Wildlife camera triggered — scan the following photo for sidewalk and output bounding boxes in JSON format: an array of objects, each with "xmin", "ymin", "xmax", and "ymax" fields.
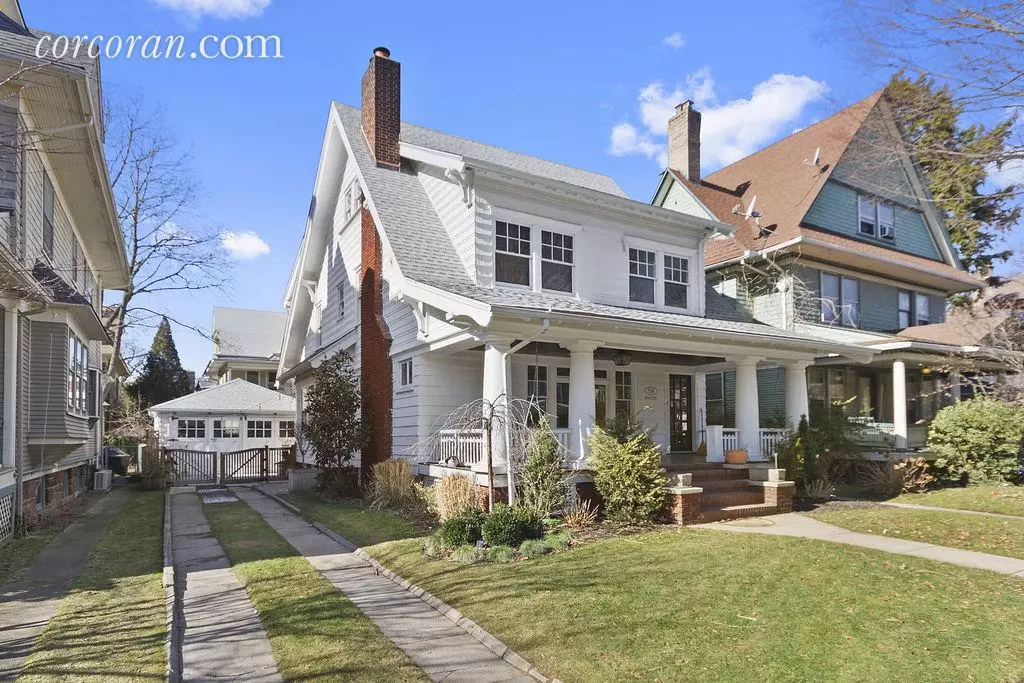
[
  {"xmin": 698, "ymin": 512, "xmax": 1024, "ymax": 577},
  {"xmin": 879, "ymin": 500, "xmax": 1024, "ymax": 521},
  {"xmin": 234, "ymin": 487, "xmax": 535, "ymax": 683},
  {"xmin": 170, "ymin": 488, "xmax": 281, "ymax": 682},
  {"xmin": 0, "ymin": 488, "xmax": 127, "ymax": 681}
]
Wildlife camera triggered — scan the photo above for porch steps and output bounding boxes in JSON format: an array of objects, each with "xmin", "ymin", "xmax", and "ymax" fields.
[
  {"xmin": 692, "ymin": 478, "xmax": 749, "ymax": 493},
  {"xmin": 701, "ymin": 490, "xmax": 765, "ymax": 508},
  {"xmin": 701, "ymin": 503, "xmax": 777, "ymax": 523}
]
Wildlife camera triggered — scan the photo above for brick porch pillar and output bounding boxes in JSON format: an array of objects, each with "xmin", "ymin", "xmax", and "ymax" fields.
[{"xmin": 666, "ymin": 486, "xmax": 704, "ymax": 525}]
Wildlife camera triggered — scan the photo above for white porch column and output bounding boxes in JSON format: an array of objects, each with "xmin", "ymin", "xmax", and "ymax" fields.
[
  {"xmin": 784, "ymin": 360, "xmax": 811, "ymax": 429},
  {"xmin": 480, "ymin": 340, "xmax": 512, "ymax": 472},
  {"xmin": 893, "ymin": 359, "xmax": 908, "ymax": 450},
  {"xmin": 734, "ymin": 358, "xmax": 763, "ymax": 460},
  {"xmin": 567, "ymin": 341, "xmax": 598, "ymax": 463},
  {"xmin": 949, "ymin": 372, "xmax": 962, "ymax": 404}
]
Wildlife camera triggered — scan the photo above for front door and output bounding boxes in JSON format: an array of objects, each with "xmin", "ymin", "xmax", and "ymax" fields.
[{"xmin": 668, "ymin": 374, "xmax": 693, "ymax": 452}]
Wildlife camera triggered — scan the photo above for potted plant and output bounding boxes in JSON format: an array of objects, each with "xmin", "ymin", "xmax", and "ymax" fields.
[
  {"xmin": 725, "ymin": 448, "xmax": 748, "ymax": 464},
  {"xmin": 141, "ymin": 457, "xmax": 174, "ymax": 490}
]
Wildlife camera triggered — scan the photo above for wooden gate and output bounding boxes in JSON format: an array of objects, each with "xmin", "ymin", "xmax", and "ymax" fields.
[
  {"xmin": 166, "ymin": 449, "xmax": 218, "ymax": 485},
  {"xmin": 220, "ymin": 446, "xmax": 295, "ymax": 484}
]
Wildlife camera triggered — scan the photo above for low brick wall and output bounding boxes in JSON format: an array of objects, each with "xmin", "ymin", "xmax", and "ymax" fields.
[
  {"xmin": 21, "ymin": 465, "xmax": 92, "ymax": 529},
  {"xmin": 666, "ymin": 487, "xmax": 704, "ymax": 525},
  {"xmin": 762, "ymin": 483, "xmax": 794, "ymax": 513}
]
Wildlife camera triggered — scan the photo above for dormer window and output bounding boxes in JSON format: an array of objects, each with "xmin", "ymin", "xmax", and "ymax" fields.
[
  {"xmin": 663, "ymin": 255, "xmax": 689, "ymax": 309},
  {"xmin": 495, "ymin": 221, "xmax": 531, "ymax": 287},
  {"xmin": 628, "ymin": 248, "xmax": 656, "ymax": 304},
  {"xmin": 858, "ymin": 195, "xmax": 895, "ymax": 241},
  {"xmin": 540, "ymin": 230, "xmax": 573, "ymax": 292}
]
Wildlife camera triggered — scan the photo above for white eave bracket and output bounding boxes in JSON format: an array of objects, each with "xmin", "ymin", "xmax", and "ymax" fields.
[{"xmin": 445, "ymin": 167, "xmax": 475, "ymax": 207}]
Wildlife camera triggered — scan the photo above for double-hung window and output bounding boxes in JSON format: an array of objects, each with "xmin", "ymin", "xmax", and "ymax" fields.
[
  {"xmin": 820, "ymin": 272, "xmax": 859, "ymax": 327},
  {"xmin": 280, "ymin": 421, "xmax": 295, "ymax": 438},
  {"xmin": 246, "ymin": 370, "xmax": 260, "ymax": 384},
  {"xmin": 247, "ymin": 420, "xmax": 272, "ymax": 438},
  {"xmin": 614, "ymin": 371, "xmax": 632, "ymax": 418},
  {"xmin": 555, "ymin": 367, "xmax": 569, "ymax": 430},
  {"xmin": 67, "ymin": 331, "xmax": 88, "ymax": 414},
  {"xmin": 663, "ymin": 255, "xmax": 689, "ymax": 309},
  {"xmin": 43, "ymin": 171, "xmax": 54, "ymax": 259},
  {"xmin": 898, "ymin": 290, "xmax": 932, "ymax": 328},
  {"xmin": 898, "ymin": 290, "xmax": 913, "ymax": 328},
  {"xmin": 398, "ymin": 359, "xmax": 413, "ymax": 388},
  {"xmin": 540, "ymin": 230, "xmax": 573, "ymax": 292},
  {"xmin": 628, "ymin": 248, "xmax": 656, "ymax": 304},
  {"xmin": 495, "ymin": 221, "xmax": 531, "ymax": 286},
  {"xmin": 526, "ymin": 365, "xmax": 548, "ymax": 413},
  {"xmin": 213, "ymin": 419, "xmax": 240, "ymax": 438},
  {"xmin": 177, "ymin": 419, "xmax": 205, "ymax": 438},
  {"xmin": 915, "ymin": 293, "xmax": 930, "ymax": 325},
  {"xmin": 858, "ymin": 194, "xmax": 896, "ymax": 240}
]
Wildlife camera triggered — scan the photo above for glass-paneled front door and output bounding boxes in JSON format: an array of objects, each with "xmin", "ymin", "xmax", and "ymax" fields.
[{"xmin": 669, "ymin": 374, "xmax": 693, "ymax": 452}]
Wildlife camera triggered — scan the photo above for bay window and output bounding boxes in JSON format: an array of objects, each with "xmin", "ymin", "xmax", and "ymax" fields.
[{"xmin": 67, "ymin": 331, "xmax": 88, "ymax": 414}]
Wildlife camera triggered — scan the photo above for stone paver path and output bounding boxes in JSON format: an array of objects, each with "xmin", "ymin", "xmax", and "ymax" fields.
[
  {"xmin": 171, "ymin": 488, "xmax": 281, "ymax": 682},
  {"xmin": 0, "ymin": 489, "xmax": 128, "ymax": 681},
  {"xmin": 234, "ymin": 487, "xmax": 534, "ymax": 682},
  {"xmin": 698, "ymin": 512, "xmax": 1024, "ymax": 577}
]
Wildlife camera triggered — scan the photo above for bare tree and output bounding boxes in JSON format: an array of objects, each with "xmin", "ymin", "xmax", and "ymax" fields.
[{"xmin": 102, "ymin": 98, "xmax": 232, "ymax": 378}]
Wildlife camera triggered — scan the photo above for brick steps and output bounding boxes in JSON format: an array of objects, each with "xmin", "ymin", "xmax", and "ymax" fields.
[
  {"xmin": 701, "ymin": 503, "xmax": 777, "ymax": 523},
  {"xmin": 683, "ymin": 468, "xmax": 749, "ymax": 480},
  {"xmin": 692, "ymin": 478, "xmax": 749, "ymax": 493},
  {"xmin": 701, "ymin": 490, "xmax": 765, "ymax": 508}
]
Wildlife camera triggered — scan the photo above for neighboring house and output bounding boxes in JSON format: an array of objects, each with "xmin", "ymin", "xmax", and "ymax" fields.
[
  {"xmin": 204, "ymin": 306, "xmax": 287, "ymax": 390},
  {"xmin": 277, "ymin": 47, "xmax": 871, "ymax": 510},
  {"xmin": 0, "ymin": 0, "xmax": 130, "ymax": 542},
  {"xmin": 148, "ymin": 379, "xmax": 296, "ymax": 452},
  {"xmin": 652, "ymin": 93, "xmax": 1005, "ymax": 452}
]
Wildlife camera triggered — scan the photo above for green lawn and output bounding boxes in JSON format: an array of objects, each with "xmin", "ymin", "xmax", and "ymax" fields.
[
  {"xmin": 0, "ymin": 495, "xmax": 95, "ymax": 585},
  {"xmin": 812, "ymin": 506, "xmax": 1024, "ymax": 559},
  {"xmin": 367, "ymin": 529, "xmax": 1024, "ymax": 682},
  {"xmin": 19, "ymin": 488, "xmax": 167, "ymax": 682},
  {"xmin": 891, "ymin": 485, "xmax": 1024, "ymax": 517},
  {"xmin": 285, "ymin": 493, "xmax": 429, "ymax": 546},
  {"xmin": 204, "ymin": 501, "xmax": 424, "ymax": 682}
]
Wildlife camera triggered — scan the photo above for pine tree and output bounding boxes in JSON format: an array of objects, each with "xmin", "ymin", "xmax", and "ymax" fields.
[
  {"xmin": 129, "ymin": 317, "xmax": 193, "ymax": 408},
  {"xmin": 886, "ymin": 74, "xmax": 1021, "ymax": 275}
]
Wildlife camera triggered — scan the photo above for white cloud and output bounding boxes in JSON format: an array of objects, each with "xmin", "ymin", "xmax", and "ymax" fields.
[
  {"xmin": 988, "ymin": 157, "xmax": 1024, "ymax": 188},
  {"xmin": 663, "ymin": 32, "xmax": 685, "ymax": 49},
  {"xmin": 221, "ymin": 231, "xmax": 270, "ymax": 259},
  {"xmin": 609, "ymin": 69, "xmax": 829, "ymax": 171},
  {"xmin": 150, "ymin": 0, "xmax": 271, "ymax": 19}
]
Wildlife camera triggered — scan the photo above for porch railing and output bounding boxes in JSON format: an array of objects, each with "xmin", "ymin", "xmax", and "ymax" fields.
[
  {"xmin": 759, "ymin": 428, "xmax": 789, "ymax": 458},
  {"xmin": 435, "ymin": 429, "xmax": 485, "ymax": 466},
  {"xmin": 706, "ymin": 426, "xmax": 787, "ymax": 461},
  {"xmin": 852, "ymin": 421, "xmax": 928, "ymax": 450},
  {"xmin": 722, "ymin": 428, "xmax": 739, "ymax": 453},
  {"xmin": 552, "ymin": 428, "xmax": 571, "ymax": 453}
]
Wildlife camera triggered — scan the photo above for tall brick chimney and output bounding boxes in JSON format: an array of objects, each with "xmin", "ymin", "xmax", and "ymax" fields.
[
  {"xmin": 668, "ymin": 100, "xmax": 701, "ymax": 181},
  {"xmin": 361, "ymin": 46, "xmax": 401, "ymax": 169}
]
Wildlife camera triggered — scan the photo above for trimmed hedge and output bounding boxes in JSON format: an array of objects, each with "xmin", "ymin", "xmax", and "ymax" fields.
[
  {"xmin": 436, "ymin": 507, "xmax": 486, "ymax": 548},
  {"xmin": 481, "ymin": 504, "xmax": 544, "ymax": 547},
  {"xmin": 928, "ymin": 398, "xmax": 1024, "ymax": 484}
]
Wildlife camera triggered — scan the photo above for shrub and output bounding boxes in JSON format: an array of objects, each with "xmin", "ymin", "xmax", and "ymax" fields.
[
  {"xmin": 928, "ymin": 398, "xmax": 1024, "ymax": 483},
  {"xmin": 563, "ymin": 498, "xmax": 597, "ymax": 529},
  {"xmin": 422, "ymin": 535, "xmax": 443, "ymax": 558},
  {"xmin": 589, "ymin": 427, "xmax": 667, "ymax": 523},
  {"xmin": 487, "ymin": 545, "xmax": 517, "ymax": 563},
  {"xmin": 517, "ymin": 420, "xmax": 568, "ymax": 517},
  {"xmin": 895, "ymin": 457, "xmax": 936, "ymax": 493},
  {"xmin": 481, "ymin": 503, "xmax": 544, "ymax": 547},
  {"xmin": 434, "ymin": 475, "xmax": 477, "ymax": 521},
  {"xmin": 518, "ymin": 539, "xmax": 551, "ymax": 558},
  {"xmin": 544, "ymin": 531, "xmax": 572, "ymax": 550},
  {"xmin": 453, "ymin": 544, "xmax": 485, "ymax": 564},
  {"xmin": 436, "ymin": 507, "xmax": 486, "ymax": 548},
  {"xmin": 803, "ymin": 478, "xmax": 835, "ymax": 502},
  {"xmin": 368, "ymin": 460, "xmax": 419, "ymax": 511},
  {"xmin": 858, "ymin": 457, "xmax": 936, "ymax": 497}
]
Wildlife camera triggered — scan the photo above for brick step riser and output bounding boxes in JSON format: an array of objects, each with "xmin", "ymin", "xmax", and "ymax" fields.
[
  {"xmin": 683, "ymin": 470, "xmax": 750, "ymax": 480},
  {"xmin": 701, "ymin": 492, "xmax": 765, "ymax": 508},
  {"xmin": 701, "ymin": 504, "xmax": 777, "ymax": 523},
  {"xmin": 693, "ymin": 479, "xmax": 750, "ymax": 493}
]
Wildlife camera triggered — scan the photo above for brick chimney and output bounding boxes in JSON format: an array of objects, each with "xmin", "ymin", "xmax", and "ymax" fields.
[
  {"xmin": 361, "ymin": 46, "xmax": 401, "ymax": 169},
  {"xmin": 668, "ymin": 100, "xmax": 701, "ymax": 181}
]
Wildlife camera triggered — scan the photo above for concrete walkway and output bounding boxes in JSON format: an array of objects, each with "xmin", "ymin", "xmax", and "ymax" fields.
[
  {"xmin": 234, "ymin": 487, "xmax": 534, "ymax": 683},
  {"xmin": 0, "ymin": 488, "xmax": 128, "ymax": 681},
  {"xmin": 171, "ymin": 488, "xmax": 281, "ymax": 682},
  {"xmin": 698, "ymin": 512, "xmax": 1024, "ymax": 578}
]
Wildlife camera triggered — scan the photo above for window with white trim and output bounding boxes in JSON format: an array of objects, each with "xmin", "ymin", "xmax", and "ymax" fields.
[
  {"xmin": 495, "ymin": 221, "xmax": 531, "ymax": 286},
  {"xmin": 821, "ymin": 272, "xmax": 859, "ymax": 327},
  {"xmin": 915, "ymin": 293, "xmax": 930, "ymax": 325},
  {"xmin": 247, "ymin": 420, "xmax": 272, "ymax": 438},
  {"xmin": 540, "ymin": 230, "xmax": 573, "ymax": 292},
  {"xmin": 177, "ymin": 419, "xmax": 205, "ymax": 438},
  {"xmin": 343, "ymin": 181, "xmax": 361, "ymax": 222},
  {"xmin": 399, "ymin": 359, "xmax": 414, "ymax": 388},
  {"xmin": 246, "ymin": 370, "xmax": 260, "ymax": 384},
  {"xmin": 858, "ymin": 194, "xmax": 896, "ymax": 240},
  {"xmin": 898, "ymin": 289, "xmax": 932, "ymax": 328},
  {"xmin": 280, "ymin": 421, "xmax": 295, "ymax": 438},
  {"xmin": 898, "ymin": 290, "xmax": 913, "ymax": 329},
  {"xmin": 628, "ymin": 248, "xmax": 656, "ymax": 304},
  {"xmin": 67, "ymin": 331, "xmax": 88, "ymax": 414},
  {"xmin": 213, "ymin": 419, "xmax": 240, "ymax": 438},
  {"xmin": 614, "ymin": 371, "xmax": 632, "ymax": 417},
  {"xmin": 555, "ymin": 367, "xmax": 569, "ymax": 430},
  {"xmin": 337, "ymin": 282, "xmax": 345, "ymax": 317},
  {"xmin": 526, "ymin": 365, "xmax": 548, "ymax": 413},
  {"xmin": 663, "ymin": 255, "xmax": 689, "ymax": 309}
]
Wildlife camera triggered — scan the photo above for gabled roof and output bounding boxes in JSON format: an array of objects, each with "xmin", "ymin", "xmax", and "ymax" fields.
[{"xmin": 148, "ymin": 379, "xmax": 295, "ymax": 415}]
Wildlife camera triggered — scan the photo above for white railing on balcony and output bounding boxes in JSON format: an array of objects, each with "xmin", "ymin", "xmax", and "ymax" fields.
[
  {"xmin": 552, "ymin": 428, "xmax": 571, "ymax": 453},
  {"xmin": 759, "ymin": 428, "xmax": 789, "ymax": 458},
  {"xmin": 435, "ymin": 429, "xmax": 485, "ymax": 466},
  {"xmin": 722, "ymin": 428, "xmax": 739, "ymax": 453},
  {"xmin": 851, "ymin": 421, "xmax": 929, "ymax": 450}
]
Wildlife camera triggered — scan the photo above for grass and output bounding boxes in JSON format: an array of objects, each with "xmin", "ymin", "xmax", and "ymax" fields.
[
  {"xmin": 0, "ymin": 494, "xmax": 95, "ymax": 585},
  {"xmin": 19, "ymin": 488, "xmax": 167, "ymax": 682},
  {"xmin": 368, "ymin": 529, "xmax": 1024, "ymax": 682},
  {"xmin": 812, "ymin": 506, "xmax": 1024, "ymax": 559},
  {"xmin": 285, "ymin": 493, "xmax": 429, "ymax": 547},
  {"xmin": 204, "ymin": 500, "xmax": 424, "ymax": 682},
  {"xmin": 890, "ymin": 485, "xmax": 1024, "ymax": 517}
]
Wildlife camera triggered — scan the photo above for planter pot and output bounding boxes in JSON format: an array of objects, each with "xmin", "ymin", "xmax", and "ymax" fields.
[{"xmin": 725, "ymin": 449, "xmax": 749, "ymax": 465}]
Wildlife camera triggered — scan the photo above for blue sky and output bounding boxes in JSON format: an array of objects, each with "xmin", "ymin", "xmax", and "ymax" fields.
[{"xmin": 28, "ymin": 0, "xmax": 898, "ymax": 373}]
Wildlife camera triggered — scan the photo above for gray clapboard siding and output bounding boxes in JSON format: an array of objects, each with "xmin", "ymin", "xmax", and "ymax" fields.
[{"xmin": 27, "ymin": 321, "xmax": 89, "ymax": 443}]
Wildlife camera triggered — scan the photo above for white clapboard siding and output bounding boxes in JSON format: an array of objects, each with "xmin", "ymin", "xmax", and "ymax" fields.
[{"xmin": 418, "ymin": 166, "xmax": 475, "ymax": 279}]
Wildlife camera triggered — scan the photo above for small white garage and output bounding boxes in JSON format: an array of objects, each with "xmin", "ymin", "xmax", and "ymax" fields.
[{"xmin": 149, "ymin": 379, "xmax": 298, "ymax": 452}]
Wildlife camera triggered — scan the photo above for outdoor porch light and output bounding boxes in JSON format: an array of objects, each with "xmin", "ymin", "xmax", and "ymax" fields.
[{"xmin": 613, "ymin": 352, "xmax": 632, "ymax": 367}]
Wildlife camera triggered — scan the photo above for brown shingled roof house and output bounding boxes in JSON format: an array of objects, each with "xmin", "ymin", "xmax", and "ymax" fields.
[{"xmin": 651, "ymin": 90, "xmax": 1011, "ymax": 453}]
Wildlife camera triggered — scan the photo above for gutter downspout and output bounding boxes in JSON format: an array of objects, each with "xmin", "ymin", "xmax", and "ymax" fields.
[{"xmin": 501, "ymin": 317, "xmax": 550, "ymax": 505}]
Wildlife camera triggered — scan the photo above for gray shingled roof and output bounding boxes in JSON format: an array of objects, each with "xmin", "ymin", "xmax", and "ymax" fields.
[{"xmin": 148, "ymin": 379, "xmax": 296, "ymax": 414}]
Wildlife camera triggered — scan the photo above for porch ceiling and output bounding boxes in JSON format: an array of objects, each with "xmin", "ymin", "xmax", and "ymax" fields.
[{"xmin": 513, "ymin": 341, "xmax": 724, "ymax": 366}]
